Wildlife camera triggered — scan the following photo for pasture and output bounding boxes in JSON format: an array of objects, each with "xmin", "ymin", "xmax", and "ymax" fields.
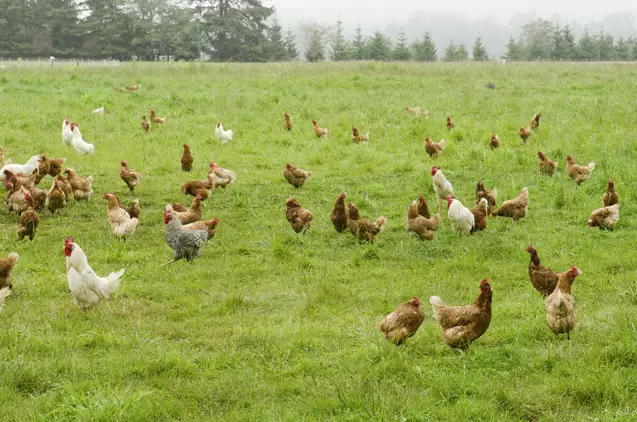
[{"xmin": 1, "ymin": 61, "xmax": 637, "ymax": 421}]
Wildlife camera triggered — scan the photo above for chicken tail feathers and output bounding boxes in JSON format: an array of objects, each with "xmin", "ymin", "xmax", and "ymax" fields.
[
  {"xmin": 429, "ymin": 296, "xmax": 444, "ymax": 315},
  {"xmin": 588, "ymin": 162, "xmax": 596, "ymax": 171},
  {"xmin": 0, "ymin": 287, "xmax": 11, "ymax": 310},
  {"xmin": 375, "ymin": 216, "xmax": 388, "ymax": 232},
  {"xmin": 105, "ymin": 269, "xmax": 125, "ymax": 296}
]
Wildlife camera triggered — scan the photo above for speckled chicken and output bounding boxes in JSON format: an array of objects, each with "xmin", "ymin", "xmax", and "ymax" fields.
[{"xmin": 164, "ymin": 207, "xmax": 209, "ymax": 263}]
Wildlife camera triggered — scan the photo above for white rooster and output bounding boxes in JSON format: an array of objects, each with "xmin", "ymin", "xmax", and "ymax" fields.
[
  {"xmin": 447, "ymin": 195, "xmax": 475, "ymax": 237},
  {"xmin": 215, "ymin": 121, "xmax": 233, "ymax": 145},
  {"xmin": 64, "ymin": 237, "xmax": 125, "ymax": 310},
  {"xmin": 431, "ymin": 166, "xmax": 454, "ymax": 209},
  {"xmin": 70, "ymin": 123, "xmax": 95, "ymax": 155},
  {"xmin": 0, "ymin": 155, "xmax": 41, "ymax": 182},
  {"xmin": 62, "ymin": 117, "xmax": 74, "ymax": 145}
]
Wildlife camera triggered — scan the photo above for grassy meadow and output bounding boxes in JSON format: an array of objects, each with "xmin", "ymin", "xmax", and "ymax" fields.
[{"xmin": 1, "ymin": 61, "xmax": 637, "ymax": 421}]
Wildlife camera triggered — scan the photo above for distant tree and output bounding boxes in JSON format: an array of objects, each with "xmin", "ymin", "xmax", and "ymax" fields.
[
  {"xmin": 615, "ymin": 37, "xmax": 632, "ymax": 61},
  {"xmin": 456, "ymin": 44, "xmax": 469, "ymax": 61},
  {"xmin": 393, "ymin": 29, "xmax": 412, "ymax": 61},
  {"xmin": 367, "ymin": 31, "xmax": 392, "ymax": 61},
  {"xmin": 303, "ymin": 23, "xmax": 329, "ymax": 62},
  {"xmin": 442, "ymin": 39, "xmax": 458, "ymax": 62},
  {"xmin": 553, "ymin": 25, "xmax": 577, "ymax": 61},
  {"xmin": 351, "ymin": 25, "xmax": 366, "ymax": 60},
  {"xmin": 330, "ymin": 19, "xmax": 348, "ymax": 61},
  {"xmin": 412, "ymin": 32, "xmax": 437, "ymax": 61},
  {"xmin": 502, "ymin": 36, "xmax": 525, "ymax": 61},
  {"xmin": 576, "ymin": 29, "xmax": 597, "ymax": 61},
  {"xmin": 285, "ymin": 26, "xmax": 298, "ymax": 60},
  {"xmin": 521, "ymin": 18, "xmax": 556, "ymax": 60},
  {"xmin": 630, "ymin": 37, "xmax": 637, "ymax": 61},
  {"xmin": 471, "ymin": 37, "xmax": 488, "ymax": 61},
  {"xmin": 596, "ymin": 31, "xmax": 615, "ymax": 61},
  {"xmin": 81, "ymin": 0, "xmax": 137, "ymax": 59},
  {"xmin": 265, "ymin": 18, "xmax": 287, "ymax": 61}
]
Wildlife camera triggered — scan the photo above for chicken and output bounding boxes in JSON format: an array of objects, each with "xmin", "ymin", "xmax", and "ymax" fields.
[
  {"xmin": 0, "ymin": 145, "xmax": 4, "ymax": 165},
  {"xmin": 126, "ymin": 84, "xmax": 141, "ymax": 92},
  {"xmin": 603, "ymin": 179, "xmax": 618, "ymax": 207},
  {"xmin": 526, "ymin": 245, "xmax": 559, "ymax": 298},
  {"xmin": 404, "ymin": 106, "xmax": 428, "ymax": 118},
  {"xmin": 430, "ymin": 278, "xmax": 493, "ymax": 350},
  {"xmin": 183, "ymin": 218, "xmax": 219, "ymax": 240},
  {"xmin": 7, "ymin": 185, "xmax": 29, "ymax": 215},
  {"xmin": 0, "ymin": 287, "xmax": 10, "ymax": 311},
  {"xmin": 587, "ymin": 204, "xmax": 619, "ymax": 230},
  {"xmin": 417, "ymin": 193, "xmax": 431, "ymax": 219},
  {"xmin": 283, "ymin": 164, "xmax": 311, "ymax": 188},
  {"xmin": 180, "ymin": 176, "xmax": 211, "ymax": 201},
  {"xmin": 352, "ymin": 126, "xmax": 369, "ymax": 143},
  {"xmin": 142, "ymin": 114, "xmax": 150, "ymax": 132},
  {"xmin": 64, "ymin": 237, "xmax": 125, "ymax": 310},
  {"xmin": 4, "ymin": 171, "xmax": 36, "ymax": 190},
  {"xmin": 537, "ymin": 151, "xmax": 558, "ymax": 176},
  {"xmin": 425, "ymin": 137, "xmax": 445, "ymax": 158},
  {"xmin": 164, "ymin": 208, "xmax": 209, "ymax": 263},
  {"xmin": 181, "ymin": 144, "xmax": 193, "ymax": 172},
  {"xmin": 566, "ymin": 155, "xmax": 595, "ymax": 185},
  {"xmin": 519, "ymin": 126, "xmax": 531, "ymax": 142},
  {"xmin": 125, "ymin": 199, "xmax": 141, "ymax": 220},
  {"xmin": 489, "ymin": 133, "xmax": 501, "ymax": 149},
  {"xmin": 312, "ymin": 120, "xmax": 328, "ymax": 139},
  {"xmin": 215, "ymin": 121, "xmax": 233, "ymax": 145},
  {"xmin": 39, "ymin": 154, "xmax": 66, "ymax": 177},
  {"xmin": 47, "ymin": 180, "xmax": 66, "ymax": 215},
  {"xmin": 208, "ymin": 162, "xmax": 236, "ymax": 190},
  {"xmin": 0, "ymin": 252, "xmax": 19, "ymax": 292},
  {"xmin": 18, "ymin": 191, "xmax": 39, "ymax": 241},
  {"xmin": 330, "ymin": 192, "xmax": 348, "ymax": 233},
  {"xmin": 284, "ymin": 112, "xmax": 292, "ymax": 130},
  {"xmin": 285, "ymin": 198, "xmax": 313, "ymax": 233},
  {"xmin": 529, "ymin": 112, "xmax": 541, "ymax": 131},
  {"xmin": 70, "ymin": 123, "xmax": 95, "ymax": 155},
  {"xmin": 112, "ymin": 84, "xmax": 125, "ymax": 93},
  {"xmin": 379, "ymin": 297, "xmax": 425, "ymax": 344},
  {"xmin": 446, "ymin": 116, "xmax": 455, "ymax": 130},
  {"xmin": 171, "ymin": 194, "xmax": 202, "ymax": 225},
  {"xmin": 431, "ymin": 166, "xmax": 454, "ymax": 208},
  {"xmin": 104, "ymin": 193, "xmax": 139, "ymax": 238},
  {"xmin": 546, "ymin": 266, "xmax": 580, "ymax": 339},
  {"xmin": 56, "ymin": 174, "xmax": 73, "ymax": 201},
  {"xmin": 446, "ymin": 195, "xmax": 475, "ymax": 237},
  {"xmin": 470, "ymin": 198, "xmax": 488, "ymax": 233},
  {"xmin": 407, "ymin": 200, "xmax": 440, "ymax": 240},
  {"xmin": 475, "ymin": 180, "xmax": 497, "ymax": 214},
  {"xmin": 92, "ymin": 107, "xmax": 105, "ymax": 115},
  {"xmin": 346, "ymin": 201, "xmax": 387, "ymax": 243},
  {"xmin": 0, "ymin": 155, "xmax": 40, "ymax": 182},
  {"xmin": 64, "ymin": 168, "xmax": 93, "ymax": 200},
  {"xmin": 492, "ymin": 187, "xmax": 528, "ymax": 221},
  {"xmin": 62, "ymin": 117, "xmax": 73, "ymax": 145},
  {"xmin": 120, "ymin": 160, "xmax": 142, "ymax": 193},
  {"xmin": 27, "ymin": 185, "xmax": 47, "ymax": 212},
  {"xmin": 150, "ymin": 108, "xmax": 166, "ymax": 124}
]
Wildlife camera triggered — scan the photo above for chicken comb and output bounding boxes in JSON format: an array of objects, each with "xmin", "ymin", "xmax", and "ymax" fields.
[
  {"xmin": 64, "ymin": 236, "xmax": 74, "ymax": 245},
  {"xmin": 480, "ymin": 278, "xmax": 489, "ymax": 286}
]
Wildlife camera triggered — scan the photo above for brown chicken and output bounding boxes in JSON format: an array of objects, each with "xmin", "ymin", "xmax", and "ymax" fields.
[
  {"xmin": 407, "ymin": 200, "xmax": 440, "ymax": 240},
  {"xmin": 7, "ymin": 185, "xmax": 28, "ymax": 215},
  {"xmin": 475, "ymin": 180, "xmax": 497, "ymax": 214},
  {"xmin": 120, "ymin": 160, "xmax": 142, "ymax": 193},
  {"xmin": 587, "ymin": 204, "xmax": 619, "ymax": 230},
  {"xmin": 0, "ymin": 252, "xmax": 19, "ymax": 292},
  {"xmin": 417, "ymin": 194, "xmax": 431, "ymax": 219},
  {"xmin": 603, "ymin": 179, "xmax": 618, "ymax": 206},
  {"xmin": 446, "ymin": 116, "xmax": 455, "ymax": 130},
  {"xmin": 113, "ymin": 194, "xmax": 140, "ymax": 219},
  {"xmin": 285, "ymin": 198, "xmax": 313, "ymax": 233},
  {"xmin": 546, "ymin": 266, "xmax": 580, "ymax": 339},
  {"xmin": 492, "ymin": 187, "xmax": 528, "ymax": 220},
  {"xmin": 346, "ymin": 202, "xmax": 387, "ymax": 243},
  {"xmin": 489, "ymin": 133, "xmax": 501, "ymax": 149},
  {"xmin": 566, "ymin": 155, "xmax": 595, "ymax": 185},
  {"xmin": 171, "ymin": 194, "xmax": 202, "ymax": 225},
  {"xmin": 471, "ymin": 198, "xmax": 488, "ymax": 233},
  {"xmin": 311, "ymin": 120, "xmax": 328, "ymax": 139},
  {"xmin": 208, "ymin": 162, "xmax": 236, "ymax": 190},
  {"xmin": 283, "ymin": 164, "xmax": 311, "ymax": 188},
  {"xmin": 330, "ymin": 192, "xmax": 348, "ymax": 233},
  {"xmin": 126, "ymin": 84, "xmax": 141, "ymax": 92},
  {"xmin": 142, "ymin": 114, "xmax": 150, "ymax": 132},
  {"xmin": 529, "ymin": 112, "xmax": 541, "ymax": 131},
  {"xmin": 64, "ymin": 168, "xmax": 93, "ymax": 200},
  {"xmin": 181, "ymin": 174, "xmax": 212, "ymax": 201},
  {"xmin": 430, "ymin": 278, "xmax": 493, "ymax": 350},
  {"xmin": 18, "ymin": 191, "xmax": 40, "ymax": 241},
  {"xmin": 4, "ymin": 170, "xmax": 37, "ymax": 190},
  {"xmin": 379, "ymin": 297, "xmax": 425, "ymax": 344},
  {"xmin": 537, "ymin": 151, "xmax": 558, "ymax": 176},
  {"xmin": 519, "ymin": 126, "xmax": 531, "ymax": 142},
  {"xmin": 47, "ymin": 181, "xmax": 66, "ymax": 215},
  {"xmin": 42, "ymin": 155, "xmax": 65, "ymax": 177},
  {"xmin": 112, "ymin": 84, "xmax": 125, "ymax": 93},
  {"xmin": 404, "ymin": 106, "xmax": 427, "ymax": 118},
  {"xmin": 27, "ymin": 185, "xmax": 47, "ymax": 212},
  {"xmin": 526, "ymin": 245, "xmax": 559, "ymax": 298},
  {"xmin": 425, "ymin": 137, "xmax": 445, "ymax": 158},
  {"xmin": 56, "ymin": 174, "xmax": 73, "ymax": 201},
  {"xmin": 181, "ymin": 144, "xmax": 193, "ymax": 172},
  {"xmin": 183, "ymin": 218, "xmax": 219, "ymax": 240},
  {"xmin": 284, "ymin": 112, "xmax": 292, "ymax": 130},
  {"xmin": 352, "ymin": 126, "xmax": 369, "ymax": 143},
  {"xmin": 150, "ymin": 108, "xmax": 166, "ymax": 124}
]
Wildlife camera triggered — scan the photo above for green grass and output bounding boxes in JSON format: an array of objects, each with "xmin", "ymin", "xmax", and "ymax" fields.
[{"xmin": 1, "ymin": 61, "xmax": 637, "ymax": 421}]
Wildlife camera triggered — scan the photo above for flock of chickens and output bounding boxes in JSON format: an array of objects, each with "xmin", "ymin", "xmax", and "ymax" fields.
[{"xmin": 0, "ymin": 92, "xmax": 621, "ymax": 351}]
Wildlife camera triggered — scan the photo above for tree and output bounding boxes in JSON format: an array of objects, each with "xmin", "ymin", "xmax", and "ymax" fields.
[
  {"xmin": 553, "ymin": 25, "xmax": 577, "ymax": 61},
  {"xmin": 393, "ymin": 29, "xmax": 411, "ymax": 61},
  {"xmin": 367, "ymin": 31, "xmax": 392, "ymax": 60},
  {"xmin": 596, "ymin": 31, "xmax": 615, "ymax": 61},
  {"xmin": 576, "ymin": 29, "xmax": 597, "ymax": 61},
  {"xmin": 351, "ymin": 25, "xmax": 366, "ymax": 60},
  {"xmin": 285, "ymin": 26, "xmax": 298, "ymax": 60},
  {"xmin": 412, "ymin": 32, "xmax": 437, "ymax": 62},
  {"xmin": 521, "ymin": 18, "xmax": 556, "ymax": 60},
  {"xmin": 81, "ymin": 0, "xmax": 137, "ymax": 59},
  {"xmin": 330, "ymin": 19, "xmax": 348, "ymax": 61},
  {"xmin": 471, "ymin": 37, "xmax": 488, "ymax": 61},
  {"xmin": 502, "ymin": 36, "xmax": 525, "ymax": 61},
  {"xmin": 265, "ymin": 18, "xmax": 287, "ymax": 61},
  {"xmin": 303, "ymin": 23, "xmax": 329, "ymax": 62},
  {"xmin": 456, "ymin": 44, "xmax": 469, "ymax": 61},
  {"xmin": 615, "ymin": 37, "xmax": 632, "ymax": 61},
  {"xmin": 442, "ymin": 40, "xmax": 458, "ymax": 62}
]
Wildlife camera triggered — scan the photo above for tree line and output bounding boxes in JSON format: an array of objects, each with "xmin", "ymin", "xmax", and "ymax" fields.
[{"xmin": 1, "ymin": 1, "xmax": 636, "ymax": 63}]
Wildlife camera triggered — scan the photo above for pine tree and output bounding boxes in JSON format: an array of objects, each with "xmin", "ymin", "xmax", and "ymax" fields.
[
  {"xmin": 303, "ymin": 24, "xmax": 328, "ymax": 62},
  {"xmin": 367, "ymin": 31, "xmax": 392, "ymax": 60},
  {"xmin": 351, "ymin": 25, "xmax": 366, "ymax": 60},
  {"xmin": 412, "ymin": 32, "xmax": 437, "ymax": 62},
  {"xmin": 456, "ymin": 44, "xmax": 469, "ymax": 61},
  {"xmin": 576, "ymin": 29, "xmax": 597, "ymax": 61},
  {"xmin": 471, "ymin": 37, "xmax": 488, "ymax": 61},
  {"xmin": 442, "ymin": 39, "xmax": 458, "ymax": 62},
  {"xmin": 393, "ymin": 29, "xmax": 411, "ymax": 61},
  {"xmin": 330, "ymin": 19, "xmax": 348, "ymax": 61},
  {"xmin": 285, "ymin": 26, "xmax": 298, "ymax": 60},
  {"xmin": 560, "ymin": 25, "xmax": 577, "ymax": 61},
  {"xmin": 502, "ymin": 36, "xmax": 525, "ymax": 61},
  {"xmin": 265, "ymin": 18, "xmax": 287, "ymax": 61},
  {"xmin": 596, "ymin": 31, "xmax": 615, "ymax": 61},
  {"xmin": 615, "ymin": 37, "xmax": 631, "ymax": 61}
]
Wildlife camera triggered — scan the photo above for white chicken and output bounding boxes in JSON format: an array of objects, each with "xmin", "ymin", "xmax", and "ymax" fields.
[
  {"xmin": 0, "ymin": 287, "xmax": 10, "ymax": 311},
  {"xmin": 215, "ymin": 121, "xmax": 233, "ymax": 145},
  {"xmin": 447, "ymin": 195, "xmax": 475, "ymax": 237},
  {"xmin": 0, "ymin": 155, "xmax": 41, "ymax": 182},
  {"xmin": 104, "ymin": 193, "xmax": 139, "ymax": 238},
  {"xmin": 70, "ymin": 123, "xmax": 95, "ymax": 155},
  {"xmin": 62, "ymin": 117, "xmax": 74, "ymax": 145},
  {"xmin": 431, "ymin": 166, "xmax": 454, "ymax": 208},
  {"xmin": 64, "ymin": 237, "xmax": 125, "ymax": 310},
  {"xmin": 91, "ymin": 107, "xmax": 105, "ymax": 115}
]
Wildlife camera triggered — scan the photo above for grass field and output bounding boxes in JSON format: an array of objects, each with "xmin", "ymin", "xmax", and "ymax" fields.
[{"xmin": 1, "ymin": 61, "xmax": 637, "ymax": 421}]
